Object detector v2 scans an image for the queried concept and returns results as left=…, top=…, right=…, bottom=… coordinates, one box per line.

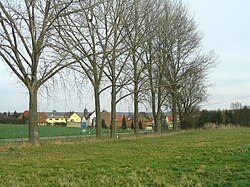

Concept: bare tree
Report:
left=0, top=0, right=75, bottom=144
left=144, top=49, right=168, bottom=132
left=141, top=1, right=169, bottom=133
left=176, top=55, right=212, bottom=129
left=230, top=101, right=242, bottom=110
left=102, top=0, right=132, bottom=138
left=141, top=0, right=183, bottom=132
left=123, top=0, right=158, bottom=135
left=140, top=1, right=216, bottom=132
left=158, top=1, right=215, bottom=130
left=58, top=0, right=135, bottom=138
left=57, top=0, right=111, bottom=138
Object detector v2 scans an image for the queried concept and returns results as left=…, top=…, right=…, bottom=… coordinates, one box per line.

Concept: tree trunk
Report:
left=155, top=112, right=161, bottom=133
left=148, top=61, right=160, bottom=132
left=155, top=80, right=163, bottom=132
left=28, top=87, right=39, bottom=145
left=172, top=97, right=177, bottom=131
left=132, top=49, right=139, bottom=135
left=151, top=93, right=157, bottom=132
left=110, top=83, right=117, bottom=138
left=134, top=86, right=139, bottom=135
left=94, top=87, right=102, bottom=138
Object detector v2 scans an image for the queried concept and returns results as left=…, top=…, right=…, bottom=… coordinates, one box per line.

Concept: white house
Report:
left=87, top=111, right=96, bottom=127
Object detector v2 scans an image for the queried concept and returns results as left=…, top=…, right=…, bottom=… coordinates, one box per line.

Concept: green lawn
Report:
left=0, top=128, right=249, bottom=186
left=0, top=124, right=134, bottom=139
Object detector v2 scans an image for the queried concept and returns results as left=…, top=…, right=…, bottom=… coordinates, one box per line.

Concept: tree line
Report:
left=0, top=0, right=215, bottom=144
left=197, top=107, right=250, bottom=128
left=0, top=111, right=23, bottom=124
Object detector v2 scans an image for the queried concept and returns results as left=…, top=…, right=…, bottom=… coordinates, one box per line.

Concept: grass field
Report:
left=0, top=124, right=133, bottom=139
left=0, top=128, right=249, bottom=186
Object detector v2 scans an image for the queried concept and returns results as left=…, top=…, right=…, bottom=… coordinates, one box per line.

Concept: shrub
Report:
left=54, top=122, right=67, bottom=127
left=139, top=120, right=143, bottom=129
left=203, top=123, right=217, bottom=130
left=101, top=119, right=107, bottom=129
left=130, top=121, right=134, bottom=129
left=122, top=116, right=127, bottom=130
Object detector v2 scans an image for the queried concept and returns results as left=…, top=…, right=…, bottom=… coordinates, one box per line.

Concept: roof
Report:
left=45, top=112, right=65, bottom=117
left=47, top=116, right=65, bottom=119
left=17, top=110, right=47, bottom=123
left=116, top=116, right=124, bottom=121
left=17, top=110, right=29, bottom=120
left=64, top=112, right=75, bottom=118
left=37, top=112, right=47, bottom=123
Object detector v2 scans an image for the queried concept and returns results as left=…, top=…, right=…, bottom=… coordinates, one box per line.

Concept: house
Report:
left=86, top=110, right=111, bottom=128
left=128, top=112, right=153, bottom=129
left=64, top=112, right=82, bottom=128
left=37, top=112, right=48, bottom=126
left=83, top=108, right=89, bottom=119
left=86, top=110, right=112, bottom=128
left=82, top=116, right=87, bottom=124
left=44, top=110, right=66, bottom=126
left=101, top=110, right=111, bottom=128
left=81, top=108, right=89, bottom=126
left=87, top=111, right=96, bottom=127
left=127, top=112, right=153, bottom=129
left=46, top=115, right=66, bottom=126
left=17, top=110, right=29, bottom=121
left=64, top=112, right=81, bottom=123
left=116, top=115, right=130, bottom=129
left=17, top=110, right=47, bottom=126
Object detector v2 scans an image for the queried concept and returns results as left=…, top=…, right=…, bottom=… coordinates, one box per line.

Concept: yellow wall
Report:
left=67, top=113, right=81, bottom=123
left=46, top=117, right=66, bottom=125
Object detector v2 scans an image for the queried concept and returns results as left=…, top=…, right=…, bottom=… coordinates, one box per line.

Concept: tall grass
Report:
left=0, top=128, right=249, bottom=186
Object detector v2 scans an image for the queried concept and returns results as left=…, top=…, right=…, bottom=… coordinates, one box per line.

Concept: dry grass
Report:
left=0, top=128, right=249, bottom=186
left=203, top=123, right=241, bottom=130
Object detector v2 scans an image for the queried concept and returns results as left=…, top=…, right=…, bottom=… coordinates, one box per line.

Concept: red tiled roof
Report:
left=17, top=110, right=29, bottom=120
left=17, top=110, right=47, bottom=123
left=116, top=116, right=124, bottom=121
left=38, top=112, right=47, bottom=123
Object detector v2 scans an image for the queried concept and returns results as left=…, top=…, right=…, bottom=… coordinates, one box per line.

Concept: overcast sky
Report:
left=182, top=0, right=250, bottom=110
left=0, top=0, right=250, bottom=112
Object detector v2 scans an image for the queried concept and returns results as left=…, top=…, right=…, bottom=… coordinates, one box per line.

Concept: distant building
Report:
left=46, top=115, right=66, bottom=126
left=84, top=108, right=89, bottom=118
left=87, top=111, right=96, bottom=127
left=101, top=110, right=111, bottom=128
left=64, top=112, right=82, bottom=128
left=17, top=110, right=47, bottom=126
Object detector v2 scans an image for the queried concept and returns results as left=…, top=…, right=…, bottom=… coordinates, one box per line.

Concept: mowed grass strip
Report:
left=0, top=124, right=90, bottom=139
left=0, top=128, right=249, bottom=186
left=0, top=124, right=134, bottom=139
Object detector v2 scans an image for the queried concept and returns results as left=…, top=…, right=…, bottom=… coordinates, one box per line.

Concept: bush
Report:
left=203, top=123, right=217, bottom=130
left=101, top=119, right=107, bottom=129
left=54, top=122, right=67, bottom=127
left=139, top=120, right=143, bottom=129
left=122, top=116, right=127, bottom=129
left=130, top=121, right=134, bottom=129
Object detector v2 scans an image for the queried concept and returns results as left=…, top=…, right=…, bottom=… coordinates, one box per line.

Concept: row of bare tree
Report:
left=0, top=0, right=215, bottom=144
